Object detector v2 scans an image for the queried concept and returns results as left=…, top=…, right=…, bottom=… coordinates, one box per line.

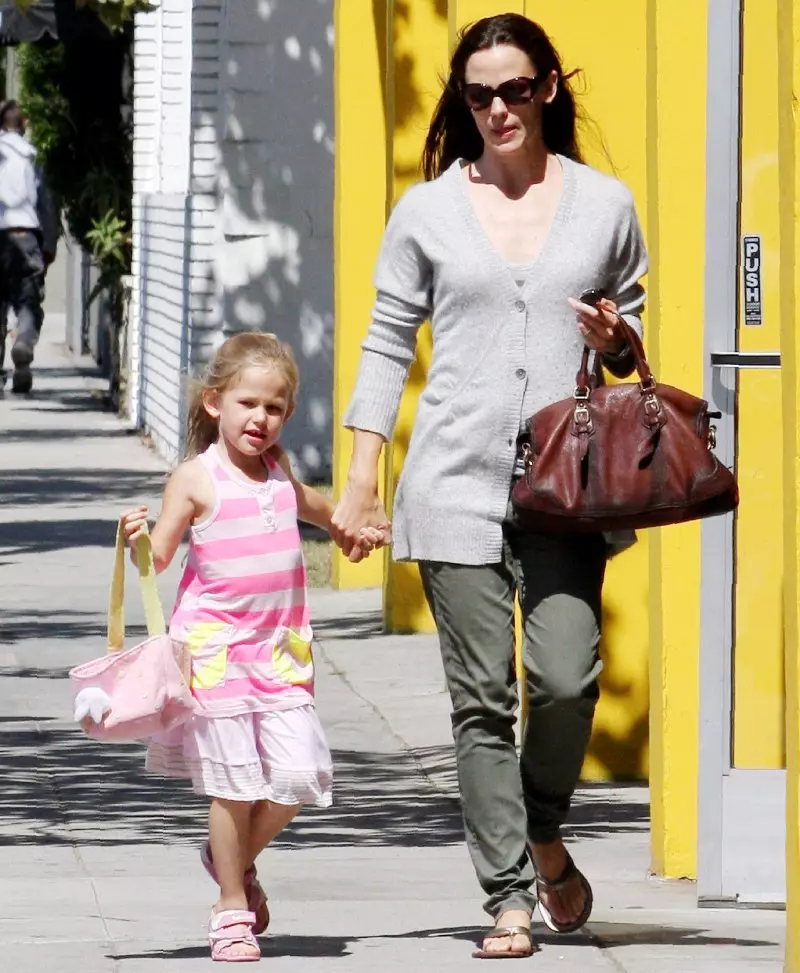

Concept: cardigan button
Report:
left=514, top=299, right=526, bottom=312
left=515, top=368, right=527, bottom=380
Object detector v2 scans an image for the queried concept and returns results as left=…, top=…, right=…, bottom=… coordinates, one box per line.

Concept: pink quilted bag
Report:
left=69, top=524, right=197, bottom=742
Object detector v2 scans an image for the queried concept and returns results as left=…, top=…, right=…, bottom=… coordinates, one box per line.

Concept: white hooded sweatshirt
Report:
left=0, top=131, right=57, bottom=254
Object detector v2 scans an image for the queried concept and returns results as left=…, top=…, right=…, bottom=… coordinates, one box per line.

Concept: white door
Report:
left=698, top=0, right=786, bottom=907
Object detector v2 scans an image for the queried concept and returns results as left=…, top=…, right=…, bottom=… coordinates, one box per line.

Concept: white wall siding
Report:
left=186, top=0, right=224, bottom=376
left=131, top=0, right=334, bottom=477
left=137, top=194, right=189, bottom=463
left=131, top=0, right=222, bottom=460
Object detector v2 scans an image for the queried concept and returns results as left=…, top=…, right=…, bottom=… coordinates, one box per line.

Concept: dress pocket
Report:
left=271, top=627, right=314, bottom=686
left=184, top=622, right=230, bottom=690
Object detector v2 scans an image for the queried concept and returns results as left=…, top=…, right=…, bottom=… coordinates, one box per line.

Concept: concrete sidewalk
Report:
left=0, top=321, right=786, bottom=971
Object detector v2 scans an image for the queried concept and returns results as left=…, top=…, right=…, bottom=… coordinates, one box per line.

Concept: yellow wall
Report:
left=780, top=1, right=800, bottom=966
left=645, top=0, right=708, bottom=880
left=332, top=0, right=796, bottom=893
left=332, top=1, right=679, bottom=795
left=331, top=0, right=390, bottom=591
left=382, top=0, right=448, bottom=633
left=532, top=0, right=652, bottom=786
left=379, top=1, right=656, bottom=776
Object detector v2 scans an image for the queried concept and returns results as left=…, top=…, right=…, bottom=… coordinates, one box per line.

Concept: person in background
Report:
left=0, top=99, right=57, bottom=394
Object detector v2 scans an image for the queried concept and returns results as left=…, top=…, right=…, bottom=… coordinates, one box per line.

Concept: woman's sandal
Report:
left=472, top=925, right=534, bottom=960
left=202, top=842, right=270, bottom=936
left=208, top=909, right=260, bottom=963
left=532, top=850, right=593, bottom=934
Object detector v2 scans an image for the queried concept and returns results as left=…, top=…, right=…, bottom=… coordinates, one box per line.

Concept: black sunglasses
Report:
left=462, top=75, right=546, bottom=112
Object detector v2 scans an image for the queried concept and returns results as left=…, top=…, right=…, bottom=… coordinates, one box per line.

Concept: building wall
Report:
left=131, top=0, right=223, bottom=461
left=131, top=0, right=335, bottom=477
left=212, top=0, right=335, bottom=479
left=331, top=0, right=706, bottom=875
left=131, top=1, right=190, bottom=459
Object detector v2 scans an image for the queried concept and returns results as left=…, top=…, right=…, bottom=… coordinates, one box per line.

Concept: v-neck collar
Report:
left=448, top=154, right=577, bottom=300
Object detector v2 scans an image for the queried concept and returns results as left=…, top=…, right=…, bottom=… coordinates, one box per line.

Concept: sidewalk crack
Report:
left=315, top=637, right=453, bottom=801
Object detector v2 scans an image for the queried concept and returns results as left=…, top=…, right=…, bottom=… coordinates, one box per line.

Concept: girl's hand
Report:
left=120, top=505, right=150, bottom=548
left=331, top=481, right=392, bottom=558
left=567, top=296, right=626, bottom=355
left=347, top=525, right=390, bottom=563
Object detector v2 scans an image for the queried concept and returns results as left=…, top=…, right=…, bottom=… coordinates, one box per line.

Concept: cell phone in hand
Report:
left=579, top=288, right=608, bottom=308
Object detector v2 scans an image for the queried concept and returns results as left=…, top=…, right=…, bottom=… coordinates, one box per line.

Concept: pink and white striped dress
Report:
left=169, top=443, right=315, bottom=717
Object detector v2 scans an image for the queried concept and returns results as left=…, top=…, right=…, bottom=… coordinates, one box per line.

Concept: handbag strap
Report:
left=107, top=521, right=167, bottom=654
left=576, top=314, right=655, bottom=393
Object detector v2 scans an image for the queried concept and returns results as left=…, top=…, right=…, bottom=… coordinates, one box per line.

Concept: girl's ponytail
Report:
left=184, top=380, right=220, bottom=459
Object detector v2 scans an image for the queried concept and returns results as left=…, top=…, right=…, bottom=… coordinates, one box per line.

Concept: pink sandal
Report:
left=201, top=842, right=270, bottom=935
left=208, top=909, right=260, bottom=963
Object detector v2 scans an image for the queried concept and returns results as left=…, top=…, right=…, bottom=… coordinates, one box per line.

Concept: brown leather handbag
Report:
left=511, top=318, right=739, bottom=533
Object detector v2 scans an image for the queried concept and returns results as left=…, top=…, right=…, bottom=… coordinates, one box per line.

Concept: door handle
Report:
left=709, top=351, right=781, bottom=369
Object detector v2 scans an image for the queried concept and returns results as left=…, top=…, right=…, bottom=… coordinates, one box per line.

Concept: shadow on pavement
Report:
left=0, top=714, right=651, bottom=849
left=0, top=468, right=165, bottom=507
left=110, top=925, right=481, bottom=962
left=21, top=365, right=99, bottom=380
left=587, top=921, right=779, bottom=949
left=0, top=519, right=120, bottom=558
left=313, top=610, right=385, bottom=641
left=565, top=783, right=649, bottom=838
left=0, top=611, right=136, bottom=645
left=107, top=920, right=778, bottom=963
left=1, top=425, right=138, bottom=441
left=0, top=716, right=464, bottom=849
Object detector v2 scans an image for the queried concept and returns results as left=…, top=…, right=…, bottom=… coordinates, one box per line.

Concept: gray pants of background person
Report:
left=419, top=518, right=606, bottom=918
left=0, top=229, right=45, bottom=379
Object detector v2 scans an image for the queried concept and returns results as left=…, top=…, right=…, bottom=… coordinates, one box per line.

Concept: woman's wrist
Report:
left=346, top=462, right=380, bottom=492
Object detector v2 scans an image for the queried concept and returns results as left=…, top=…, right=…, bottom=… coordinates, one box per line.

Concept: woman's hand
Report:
left=567, top=296, right=626, bottom=355
left=120, top=505, right=150, bottom=548
left=331, top=481, right=392, bottom=559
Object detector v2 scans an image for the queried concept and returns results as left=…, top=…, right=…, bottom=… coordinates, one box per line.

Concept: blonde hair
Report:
left=184, top=331, right=300, bottom=458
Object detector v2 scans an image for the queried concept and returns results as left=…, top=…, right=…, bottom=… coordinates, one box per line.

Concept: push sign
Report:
left=742, top=235, right=762, bottom=326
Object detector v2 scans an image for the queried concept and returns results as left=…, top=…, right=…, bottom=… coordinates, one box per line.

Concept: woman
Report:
left=331, top=13, right=647, bottom=960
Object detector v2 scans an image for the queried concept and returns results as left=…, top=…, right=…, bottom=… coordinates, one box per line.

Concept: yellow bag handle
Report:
left=107, top=521, right=167, bottom=654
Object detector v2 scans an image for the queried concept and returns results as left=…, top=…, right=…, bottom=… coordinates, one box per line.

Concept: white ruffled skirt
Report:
left=146, top=704, right=333, bottom=807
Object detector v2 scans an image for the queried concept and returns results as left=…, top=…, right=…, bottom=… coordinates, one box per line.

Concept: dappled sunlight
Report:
left=208, top=1, right=336, bottom=480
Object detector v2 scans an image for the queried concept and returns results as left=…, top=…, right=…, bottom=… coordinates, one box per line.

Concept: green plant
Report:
left=11, top=0, right=154, bottom=32
left=16, top=34, right=132, bottom=304
left=85, top=208, right=130, bottom=300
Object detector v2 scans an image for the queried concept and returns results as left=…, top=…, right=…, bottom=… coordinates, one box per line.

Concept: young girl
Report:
left=121, top=332, right=383, bottom=962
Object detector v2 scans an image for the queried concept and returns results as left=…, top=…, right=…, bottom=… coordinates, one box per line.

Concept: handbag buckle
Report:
left=573, top=402, right=593, bottom=433
left=521, top=442, right=534, bottom=470
left=573, top=386, right=590, bottom=401
left=708, top=424, right=717, bottom=451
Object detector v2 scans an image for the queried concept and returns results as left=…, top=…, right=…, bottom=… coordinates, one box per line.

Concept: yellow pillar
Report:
left=779, top=3, right=799, bottom=966
left=526, top=0, right=652, bottom=783
left=331, top=0, right=390, bottom=590
left=382, top=0, right=449, bottom=632
left=644, top=0, right=708, bottom=881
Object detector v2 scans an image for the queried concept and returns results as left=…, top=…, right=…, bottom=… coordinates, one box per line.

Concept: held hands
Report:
left=331, top=481, right=392, bottom=563
left=121, top=503, right=388, bottom=565
left=567, top=296, right=626, bottom=356
left=347, top=525, right=390, bottom=563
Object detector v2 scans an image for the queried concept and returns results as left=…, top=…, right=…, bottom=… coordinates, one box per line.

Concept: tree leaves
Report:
left=10, top=0, right=156, bottom=33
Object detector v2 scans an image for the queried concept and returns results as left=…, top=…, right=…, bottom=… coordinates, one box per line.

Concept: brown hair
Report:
left=422, top=14, right=583, bottom=181
left=184, top=331, right=299, bottom=458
